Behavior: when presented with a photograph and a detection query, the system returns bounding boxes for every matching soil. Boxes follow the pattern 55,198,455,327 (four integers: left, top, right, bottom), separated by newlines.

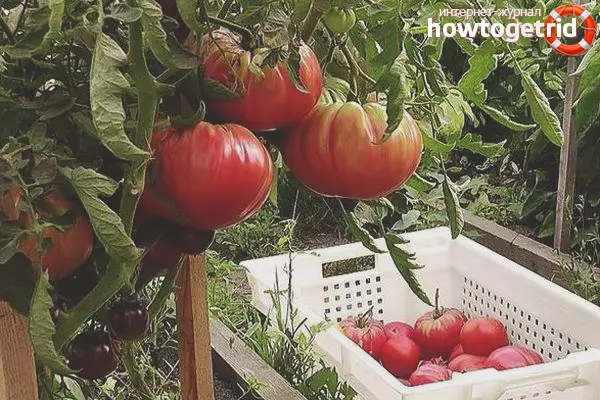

214,372,242,400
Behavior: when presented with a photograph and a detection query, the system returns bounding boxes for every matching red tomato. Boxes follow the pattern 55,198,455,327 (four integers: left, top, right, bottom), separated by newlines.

449,344,464,361
380,336,421,378
282,103,423,199
408,363,452,386
338,316,387,359
142,122,274,230
413,297,467,359
448,354,487,373
0,186,23,220
20,192,94,280
486,346,543,371
460,317,509,357
384,321,415,341
187,29,323,131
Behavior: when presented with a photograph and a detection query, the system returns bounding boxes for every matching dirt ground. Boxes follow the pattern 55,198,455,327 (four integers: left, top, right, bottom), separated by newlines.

214,372,241,400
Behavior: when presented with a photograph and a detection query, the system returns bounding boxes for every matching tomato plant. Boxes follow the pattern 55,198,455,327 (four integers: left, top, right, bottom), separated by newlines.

0,0,570,395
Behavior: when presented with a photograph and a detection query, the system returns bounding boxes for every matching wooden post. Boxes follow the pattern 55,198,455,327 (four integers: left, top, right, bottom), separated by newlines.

554,16,582,251
0,302,38,400
176,255,214,400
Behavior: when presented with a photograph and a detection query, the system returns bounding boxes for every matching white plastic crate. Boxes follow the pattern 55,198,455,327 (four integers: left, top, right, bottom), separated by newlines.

241,227,600,400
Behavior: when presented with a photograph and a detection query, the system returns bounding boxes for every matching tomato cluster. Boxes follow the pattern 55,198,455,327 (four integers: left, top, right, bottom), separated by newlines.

338,295,543,386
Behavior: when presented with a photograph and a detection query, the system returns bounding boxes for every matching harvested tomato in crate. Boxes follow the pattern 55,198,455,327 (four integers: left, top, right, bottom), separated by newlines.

242,227,600,399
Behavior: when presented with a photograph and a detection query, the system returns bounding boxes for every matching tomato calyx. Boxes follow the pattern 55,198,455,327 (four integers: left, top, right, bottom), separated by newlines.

356,305,375,328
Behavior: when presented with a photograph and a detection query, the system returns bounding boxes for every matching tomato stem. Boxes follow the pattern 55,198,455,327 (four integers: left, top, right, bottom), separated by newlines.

123,342,154,400
357,305,375,327
207,16,256,49
300,5,323,43
432,288,442,319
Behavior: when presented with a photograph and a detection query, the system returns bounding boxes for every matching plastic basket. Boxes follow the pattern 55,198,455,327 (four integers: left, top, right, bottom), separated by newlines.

241,227,600,399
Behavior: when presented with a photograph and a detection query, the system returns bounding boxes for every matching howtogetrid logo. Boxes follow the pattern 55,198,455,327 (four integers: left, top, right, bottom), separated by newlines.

428,3,598,56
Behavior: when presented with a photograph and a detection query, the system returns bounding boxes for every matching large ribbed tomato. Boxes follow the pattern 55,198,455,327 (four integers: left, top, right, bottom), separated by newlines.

142,122,274,230
282,102,423,200
187,29,323,131
19,192,94,280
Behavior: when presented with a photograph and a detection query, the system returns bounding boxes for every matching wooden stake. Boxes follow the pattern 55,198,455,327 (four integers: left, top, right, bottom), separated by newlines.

0,302,38,400
176,255,214,400
554,56,580,251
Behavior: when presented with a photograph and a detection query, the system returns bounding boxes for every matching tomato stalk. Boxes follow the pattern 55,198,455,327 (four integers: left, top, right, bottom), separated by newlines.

123,342,154,400
300,5,323,43
432,288,443,319
356,305,375,328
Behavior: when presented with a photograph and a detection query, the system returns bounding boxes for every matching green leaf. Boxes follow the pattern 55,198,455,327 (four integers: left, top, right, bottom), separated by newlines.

478,104,535,131
109,3,143,22
175,0,204,35
31,157,58,184
343,211,386,253
405,173,435,192
63,377,85,400
29,271,73,374
457,133,505,158
201,77,243,100
290,0,312,25
573,39,600,78
442,175,464,239
521,72,564,147
458,40,499,105
139,0,199,69
0,228,29,264
59,166,142,262
90,32,148,162
384,233,431,306
0,254,35,315
39,0,65,50
520,189,554,218
376,53,410,135
320,76,350,104
392,209,420,231
419,120,455,153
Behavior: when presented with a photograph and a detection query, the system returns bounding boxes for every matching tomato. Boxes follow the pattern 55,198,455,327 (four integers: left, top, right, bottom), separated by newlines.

67,331,118,380
141,122,274,230
449,344,464,361
0,186,23,220
448,354,487,373
384,321,415,341
19,192,94,281
408,363,452,386
413,293,467,359
164,222,215,255
142,238,183,270
109,300,149,341
338,315,387,359
282,103,423,200
486,346,543,371
187,29,323,131
323,7,357,34
380,336,421,378
460,317,509,357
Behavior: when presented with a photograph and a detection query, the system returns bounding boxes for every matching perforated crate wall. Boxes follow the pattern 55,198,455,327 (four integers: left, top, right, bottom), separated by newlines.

461,276,586,362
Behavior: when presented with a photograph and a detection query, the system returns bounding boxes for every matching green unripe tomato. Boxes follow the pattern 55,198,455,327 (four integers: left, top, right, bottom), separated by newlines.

323,7,357,34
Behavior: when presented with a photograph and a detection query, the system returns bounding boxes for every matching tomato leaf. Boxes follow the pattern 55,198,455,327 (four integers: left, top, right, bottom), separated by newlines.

406,173,435,192
0,254,35,315
384,233,432,306
29,271,73,374
109,3,143,22
175,0,204,36
59,166,142,262
521,72,564,147
458,40,499,105
31,157,58,184
442,175,464,239
39,0,65,51
457,133,505,158
90,32,148,162
139,0,198,69
343,211,386,254
376,53,410,136
478,104,535,132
